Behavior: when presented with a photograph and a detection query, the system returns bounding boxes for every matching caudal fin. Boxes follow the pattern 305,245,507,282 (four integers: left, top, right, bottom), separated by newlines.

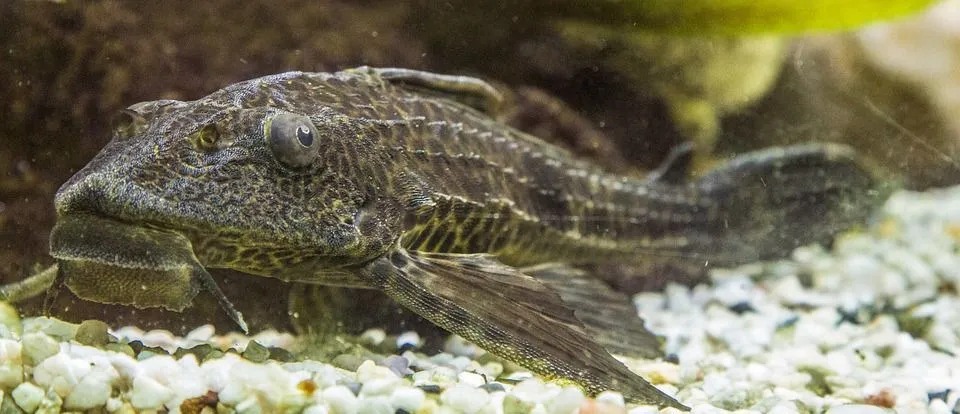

696,143,888,264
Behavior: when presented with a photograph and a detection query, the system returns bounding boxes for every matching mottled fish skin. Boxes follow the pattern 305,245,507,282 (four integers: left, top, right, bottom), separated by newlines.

46,67,881,409
56,68,749,274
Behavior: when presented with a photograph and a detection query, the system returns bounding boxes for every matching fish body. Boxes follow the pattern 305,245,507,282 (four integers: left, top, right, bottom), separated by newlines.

20,67,881,409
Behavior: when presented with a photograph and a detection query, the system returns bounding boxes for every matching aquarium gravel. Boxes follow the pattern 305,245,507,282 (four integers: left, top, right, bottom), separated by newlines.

1,186,959,414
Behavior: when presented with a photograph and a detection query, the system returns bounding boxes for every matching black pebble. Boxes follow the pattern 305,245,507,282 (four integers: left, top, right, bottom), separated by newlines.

776,316,799,330
665,353,680,364
480,382,505,392
418,384,442,394
927,389,950,402
728,302,756,314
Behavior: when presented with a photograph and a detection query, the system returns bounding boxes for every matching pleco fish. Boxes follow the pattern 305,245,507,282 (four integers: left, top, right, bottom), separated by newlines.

0,67,884,409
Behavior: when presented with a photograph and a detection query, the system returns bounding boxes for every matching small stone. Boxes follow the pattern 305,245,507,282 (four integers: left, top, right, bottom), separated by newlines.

357,360,398,382
396,331,421,351
360,378,401,396
503,394,534,414
357,396,392,414
323,385,358,414
440,384,490,414
22,317,78,341
105,397,124,412
203,350,226,362
359,329,387,346
417,384,442,394
824,404,895,414
389,387,425,412
304,404,330,414
380,355,412,377
510,379,547,403
479,383,505,393
332,354,363,372
64,373,111,410
594,391,625,407
21,332,59,365
74,320,112,347
130,375,174,410
12,382,44,412
185,324,216,342
103,343,135,358
36,389,63,413
174,344,216,360
545,387,584,414
412,367,458,388
267,346,295,362
235,396,262,414
345,382,362,396
728,301,757,314
444,335,483,358
927,389,950,402
242,340,269,362
457,372,486,388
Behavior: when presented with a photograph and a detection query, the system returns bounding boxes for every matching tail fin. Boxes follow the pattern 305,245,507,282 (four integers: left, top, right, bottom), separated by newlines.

696,143,889,264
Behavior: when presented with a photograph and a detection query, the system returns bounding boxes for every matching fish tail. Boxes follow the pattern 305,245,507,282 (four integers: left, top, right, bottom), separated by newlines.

696,143,888,264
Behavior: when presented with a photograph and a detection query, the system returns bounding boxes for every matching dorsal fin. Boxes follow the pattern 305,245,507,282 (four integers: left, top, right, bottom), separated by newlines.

361,67,504,116
645,142,694,185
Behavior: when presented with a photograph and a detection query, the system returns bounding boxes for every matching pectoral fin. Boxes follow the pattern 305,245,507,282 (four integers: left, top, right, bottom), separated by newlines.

49,214,248,332
361,249,686,409
523,264,663,359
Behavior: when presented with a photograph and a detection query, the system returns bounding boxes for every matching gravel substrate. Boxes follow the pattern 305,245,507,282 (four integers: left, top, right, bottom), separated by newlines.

1,186,959,413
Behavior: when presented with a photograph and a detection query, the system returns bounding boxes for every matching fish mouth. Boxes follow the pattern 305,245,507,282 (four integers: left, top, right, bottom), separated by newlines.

54,168,210,237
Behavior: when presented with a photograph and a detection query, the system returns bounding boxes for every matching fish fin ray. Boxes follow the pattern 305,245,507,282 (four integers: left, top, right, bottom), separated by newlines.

361,250,686,409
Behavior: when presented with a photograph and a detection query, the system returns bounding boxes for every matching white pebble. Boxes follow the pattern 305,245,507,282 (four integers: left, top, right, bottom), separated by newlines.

323,385,359,414
544,386,584,414
510,378,547,403
360,377,400,396
11,382,44,412
594,391,625,407
64,372,111,410
358,396,393,414
441,384,490,414
356,360,398,382
33,352,90,397
236,396,263,414
130,374,174,410
305,404,331,414
359,329,386,346
396,331,422,349
21,332,59,365
457,372,487,388
185,324,216,341
390,387,425,412
825,404,894,414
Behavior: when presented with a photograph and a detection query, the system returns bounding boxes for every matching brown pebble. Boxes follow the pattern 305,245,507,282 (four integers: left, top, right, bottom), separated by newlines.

297,379,318,395
180,391,218,414
863,389,896,408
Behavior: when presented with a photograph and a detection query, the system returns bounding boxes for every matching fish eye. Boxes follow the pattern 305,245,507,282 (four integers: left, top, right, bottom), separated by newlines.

295,125,314,147
265,112,320,169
